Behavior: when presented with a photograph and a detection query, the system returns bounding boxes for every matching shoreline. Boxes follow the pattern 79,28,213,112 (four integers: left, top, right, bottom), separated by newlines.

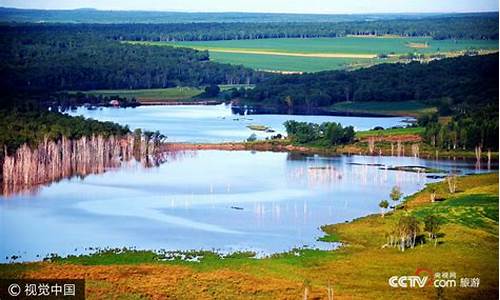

99,101,409,118
161,140,499,161
138,99,223,106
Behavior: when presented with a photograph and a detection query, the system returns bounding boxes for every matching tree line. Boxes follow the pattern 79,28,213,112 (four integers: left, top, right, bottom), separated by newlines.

420,109,498,151
91,15,500,41
3,13,496,42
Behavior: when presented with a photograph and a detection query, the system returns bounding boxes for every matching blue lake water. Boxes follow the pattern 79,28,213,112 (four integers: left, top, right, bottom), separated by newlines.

66,104,410,143
1,106,496,262
0,150,493,262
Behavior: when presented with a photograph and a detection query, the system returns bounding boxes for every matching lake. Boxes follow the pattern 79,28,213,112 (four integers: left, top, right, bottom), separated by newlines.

2,106,495,262
0,150,493,262
66,104,409,143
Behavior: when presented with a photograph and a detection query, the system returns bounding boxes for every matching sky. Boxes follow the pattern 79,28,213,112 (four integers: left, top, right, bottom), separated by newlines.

0,0,498,14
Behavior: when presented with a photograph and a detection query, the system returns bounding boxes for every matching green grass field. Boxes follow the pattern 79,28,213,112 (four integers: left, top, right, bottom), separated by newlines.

151,37,498,55
77,87,204,101
330,101,437,117
131,37,498,72
210,51,373,72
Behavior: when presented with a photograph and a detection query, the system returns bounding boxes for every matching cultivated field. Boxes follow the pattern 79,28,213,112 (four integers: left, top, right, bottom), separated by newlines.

210,52,373,73
131,37,498,72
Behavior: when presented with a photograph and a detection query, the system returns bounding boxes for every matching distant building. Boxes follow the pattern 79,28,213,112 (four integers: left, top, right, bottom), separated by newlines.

109,99,120,107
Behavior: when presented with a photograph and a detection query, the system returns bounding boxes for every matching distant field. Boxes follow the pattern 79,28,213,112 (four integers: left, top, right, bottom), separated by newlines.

79,87,203,101
74,85,254,102
131,37,498,72
210,52,374,72
154,37,498,55
356,127,425,138
330,101,437,117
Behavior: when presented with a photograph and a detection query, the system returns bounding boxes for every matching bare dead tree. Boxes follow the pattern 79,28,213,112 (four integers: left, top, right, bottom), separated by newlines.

1,131,166,195
368,137,375,155
475,146,482,169
446,174,457,194
411,143,420,157
430,188,437,203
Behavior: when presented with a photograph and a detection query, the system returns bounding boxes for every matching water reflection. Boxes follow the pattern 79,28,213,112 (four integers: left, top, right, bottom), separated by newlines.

0,150,496,262
1,134,195,197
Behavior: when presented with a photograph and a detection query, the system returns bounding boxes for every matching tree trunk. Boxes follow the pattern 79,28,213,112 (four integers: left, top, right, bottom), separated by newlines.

1,132,164,195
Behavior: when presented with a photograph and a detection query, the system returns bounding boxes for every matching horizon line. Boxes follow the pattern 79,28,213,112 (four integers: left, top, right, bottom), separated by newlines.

1,6,498,15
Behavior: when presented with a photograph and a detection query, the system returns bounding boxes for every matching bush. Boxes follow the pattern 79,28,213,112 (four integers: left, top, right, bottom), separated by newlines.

247,133,257,142
284,120,355,146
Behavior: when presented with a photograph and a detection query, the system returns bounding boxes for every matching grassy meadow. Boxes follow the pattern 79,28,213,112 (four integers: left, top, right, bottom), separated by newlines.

2,173,497,299
77,87,204,102
130,37,499,72
355,126,425,139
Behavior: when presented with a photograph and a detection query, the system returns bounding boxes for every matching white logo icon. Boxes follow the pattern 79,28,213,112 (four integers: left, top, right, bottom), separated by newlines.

389,276,428,288
8,283,21,296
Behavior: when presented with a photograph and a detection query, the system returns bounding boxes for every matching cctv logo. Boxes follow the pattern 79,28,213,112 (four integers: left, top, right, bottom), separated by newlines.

389,268,457,288
389,275,428,288
389,268,433,288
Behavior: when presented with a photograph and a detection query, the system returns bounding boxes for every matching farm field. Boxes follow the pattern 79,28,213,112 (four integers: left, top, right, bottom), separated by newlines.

131,37,498,72
147,37,498,55
210,52,374,72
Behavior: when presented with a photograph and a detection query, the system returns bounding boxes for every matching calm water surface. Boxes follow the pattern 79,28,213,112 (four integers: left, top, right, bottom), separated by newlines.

1,150,493,262
66,105,409,143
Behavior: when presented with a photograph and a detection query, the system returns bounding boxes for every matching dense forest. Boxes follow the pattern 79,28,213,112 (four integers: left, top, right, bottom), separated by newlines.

0,12,497,40
0,26,263,95
244,54,498,109
1,12,497,96
99,15,498,41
